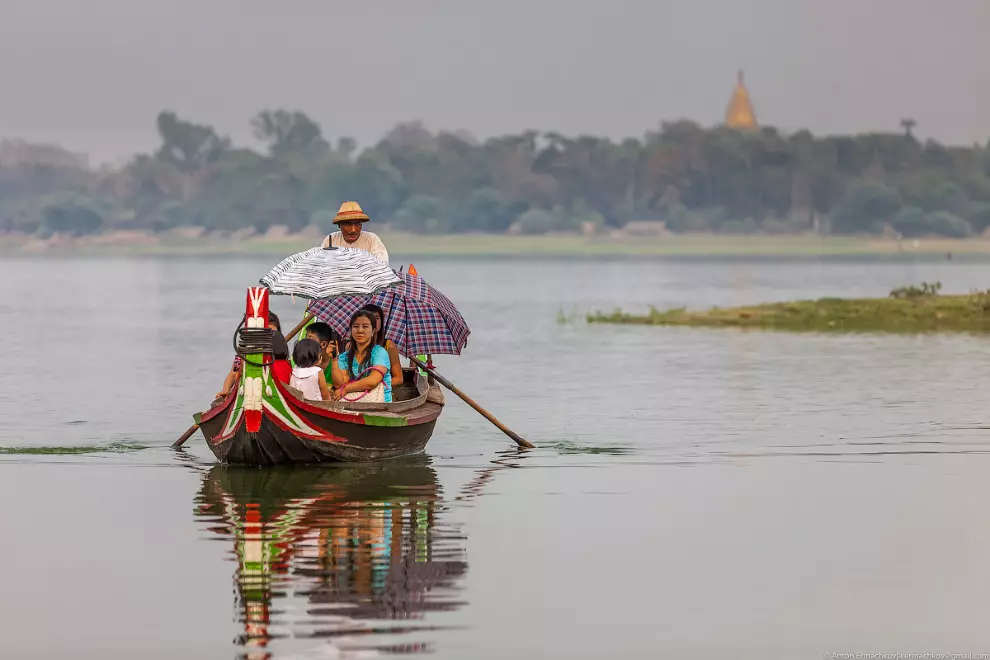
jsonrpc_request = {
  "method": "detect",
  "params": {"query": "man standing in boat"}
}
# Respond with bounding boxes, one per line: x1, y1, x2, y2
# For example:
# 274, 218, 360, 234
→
288, 200, 390, 345
321, 201, 389, 265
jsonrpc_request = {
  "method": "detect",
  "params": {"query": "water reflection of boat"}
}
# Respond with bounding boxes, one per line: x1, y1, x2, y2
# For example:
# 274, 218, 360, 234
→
194, 457, 467, 658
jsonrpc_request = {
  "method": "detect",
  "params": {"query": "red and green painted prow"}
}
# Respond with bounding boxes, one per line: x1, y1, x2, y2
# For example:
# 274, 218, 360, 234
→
241, 287, 270, 433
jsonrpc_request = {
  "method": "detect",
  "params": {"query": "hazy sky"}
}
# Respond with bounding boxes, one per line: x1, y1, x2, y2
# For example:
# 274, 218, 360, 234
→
2, 0, 987, 165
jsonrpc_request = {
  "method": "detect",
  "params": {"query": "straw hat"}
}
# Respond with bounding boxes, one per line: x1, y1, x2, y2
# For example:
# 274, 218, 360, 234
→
333, 201, 370, 224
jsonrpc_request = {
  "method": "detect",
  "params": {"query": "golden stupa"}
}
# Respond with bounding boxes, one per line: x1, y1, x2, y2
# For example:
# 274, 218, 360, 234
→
724, 70, 758, 130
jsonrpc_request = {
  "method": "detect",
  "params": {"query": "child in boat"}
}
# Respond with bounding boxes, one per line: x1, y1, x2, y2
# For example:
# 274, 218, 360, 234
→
302, 321, 338, 382
216, 312, 282, 400
271, 331, 292, 385
361, 303, 404, 389
290, 338, 331, 401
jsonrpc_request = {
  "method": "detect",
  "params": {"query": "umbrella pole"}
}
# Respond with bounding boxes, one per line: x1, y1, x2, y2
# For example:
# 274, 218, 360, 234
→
409, 356, 534, 449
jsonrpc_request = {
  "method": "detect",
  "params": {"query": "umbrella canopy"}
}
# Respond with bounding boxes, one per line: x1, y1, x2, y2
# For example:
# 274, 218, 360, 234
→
259, 246, 400, 300
307, 271, 470, 356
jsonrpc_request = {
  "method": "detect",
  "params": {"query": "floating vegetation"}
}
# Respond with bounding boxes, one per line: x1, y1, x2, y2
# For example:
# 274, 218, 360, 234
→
555, 305, 582, 325
548, 441, 634, 456
889, 281, 942, 299
588, 285, 990, 334
0, 441, 148, 455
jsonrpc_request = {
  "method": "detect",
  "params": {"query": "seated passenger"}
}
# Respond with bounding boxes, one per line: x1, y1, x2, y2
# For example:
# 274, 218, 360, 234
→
331, 309, 392, 402
362, 303, 403, 389
289, 339, 330, 401
216, 312, 281, 400
271, 331, 292, 385
301, 321, 338, 381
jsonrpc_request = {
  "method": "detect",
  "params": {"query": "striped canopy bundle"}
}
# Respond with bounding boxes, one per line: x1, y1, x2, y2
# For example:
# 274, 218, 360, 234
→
259, 246, 400, 300
308, 271, 470, 356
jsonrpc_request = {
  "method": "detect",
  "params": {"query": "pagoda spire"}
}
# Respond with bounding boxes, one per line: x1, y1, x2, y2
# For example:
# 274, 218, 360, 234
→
725, 69, 758, 130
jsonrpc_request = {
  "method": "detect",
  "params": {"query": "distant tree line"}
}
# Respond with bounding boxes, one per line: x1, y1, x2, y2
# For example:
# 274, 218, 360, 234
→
2, 110, 990, 238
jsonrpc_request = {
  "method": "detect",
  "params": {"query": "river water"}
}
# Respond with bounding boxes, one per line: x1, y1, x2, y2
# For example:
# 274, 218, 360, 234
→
3, 255, 990, 659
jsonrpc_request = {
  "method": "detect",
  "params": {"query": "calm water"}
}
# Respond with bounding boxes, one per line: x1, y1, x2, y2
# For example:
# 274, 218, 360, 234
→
3, 255, 990, 659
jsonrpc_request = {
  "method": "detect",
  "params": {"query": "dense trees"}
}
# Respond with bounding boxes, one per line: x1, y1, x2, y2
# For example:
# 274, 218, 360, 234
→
3, 111, 990, 238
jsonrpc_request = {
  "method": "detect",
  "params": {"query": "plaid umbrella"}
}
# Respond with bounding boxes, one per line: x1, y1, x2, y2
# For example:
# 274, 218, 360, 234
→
307, 271, 470, 356
260, 246, 399, 300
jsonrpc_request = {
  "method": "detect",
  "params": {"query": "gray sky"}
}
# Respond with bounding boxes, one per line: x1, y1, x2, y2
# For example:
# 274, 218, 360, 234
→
1, 0, 987, 165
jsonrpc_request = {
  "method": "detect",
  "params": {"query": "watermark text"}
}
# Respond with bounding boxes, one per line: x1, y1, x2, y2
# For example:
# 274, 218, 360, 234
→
825, 654, 988, 660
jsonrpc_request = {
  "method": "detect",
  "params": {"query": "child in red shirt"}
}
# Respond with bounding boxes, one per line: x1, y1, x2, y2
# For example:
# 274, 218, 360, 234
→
271, 331, 292, 385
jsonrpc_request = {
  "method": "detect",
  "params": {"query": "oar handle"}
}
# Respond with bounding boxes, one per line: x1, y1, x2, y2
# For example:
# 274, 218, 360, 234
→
286, 312, 314, 342
172, 400, 218, 449
409, 356, 534, 449
172, 423, 199, 448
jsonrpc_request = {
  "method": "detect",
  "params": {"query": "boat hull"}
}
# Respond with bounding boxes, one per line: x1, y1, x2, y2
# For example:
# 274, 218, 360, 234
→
199, 286, 444, 466
197, 375, 444, 466
203, 413, 439, 464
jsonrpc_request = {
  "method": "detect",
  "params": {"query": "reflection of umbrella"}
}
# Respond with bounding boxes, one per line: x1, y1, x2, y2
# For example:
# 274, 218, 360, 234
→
259, 246, 399, 300
307, 271, 470, 355
193, 458, 469, 629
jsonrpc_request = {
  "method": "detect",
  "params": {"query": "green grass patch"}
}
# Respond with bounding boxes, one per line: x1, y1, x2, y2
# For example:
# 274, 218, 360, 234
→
0, 441, 148, 455
588, 288, 990, 334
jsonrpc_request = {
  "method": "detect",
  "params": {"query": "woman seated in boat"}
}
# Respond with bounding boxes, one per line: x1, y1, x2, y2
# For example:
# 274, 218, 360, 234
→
362, 303, 403, 389
216, 312, 282, 400
330, 309, 393, 403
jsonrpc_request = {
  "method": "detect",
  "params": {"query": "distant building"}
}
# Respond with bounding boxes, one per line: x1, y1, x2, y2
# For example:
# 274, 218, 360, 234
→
724, 70, 758, 130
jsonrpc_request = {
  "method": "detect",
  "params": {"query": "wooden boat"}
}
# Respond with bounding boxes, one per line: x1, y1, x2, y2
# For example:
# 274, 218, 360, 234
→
196, 286, 445, 465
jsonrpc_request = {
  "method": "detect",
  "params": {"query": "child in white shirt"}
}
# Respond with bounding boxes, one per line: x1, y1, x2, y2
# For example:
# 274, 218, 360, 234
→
289, 339, 331, 401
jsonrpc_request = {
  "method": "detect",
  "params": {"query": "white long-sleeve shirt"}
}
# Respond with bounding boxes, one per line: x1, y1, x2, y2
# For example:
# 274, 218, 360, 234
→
321, 231, 389, 266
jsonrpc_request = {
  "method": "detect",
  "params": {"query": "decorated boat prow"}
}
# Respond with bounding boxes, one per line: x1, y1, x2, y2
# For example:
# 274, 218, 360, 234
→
196, 286, 445, 465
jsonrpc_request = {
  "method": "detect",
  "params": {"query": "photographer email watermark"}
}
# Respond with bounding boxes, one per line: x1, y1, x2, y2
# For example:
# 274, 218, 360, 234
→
824, 654, 988, 660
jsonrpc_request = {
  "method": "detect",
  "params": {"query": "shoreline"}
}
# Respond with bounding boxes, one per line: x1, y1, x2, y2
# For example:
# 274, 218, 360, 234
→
3, 231, 990, 259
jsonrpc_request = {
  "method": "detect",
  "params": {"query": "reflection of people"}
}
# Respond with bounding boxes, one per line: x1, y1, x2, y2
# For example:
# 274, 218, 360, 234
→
320, 201, 389, 265
193, 460, 467, 657
331, 309, 392, 403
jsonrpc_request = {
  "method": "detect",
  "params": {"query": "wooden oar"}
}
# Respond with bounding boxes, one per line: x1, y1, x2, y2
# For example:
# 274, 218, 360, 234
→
172, 407, 212, 449
285, 312, 314, 341
408, 355, 534, 449
172, 423, 199, 448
